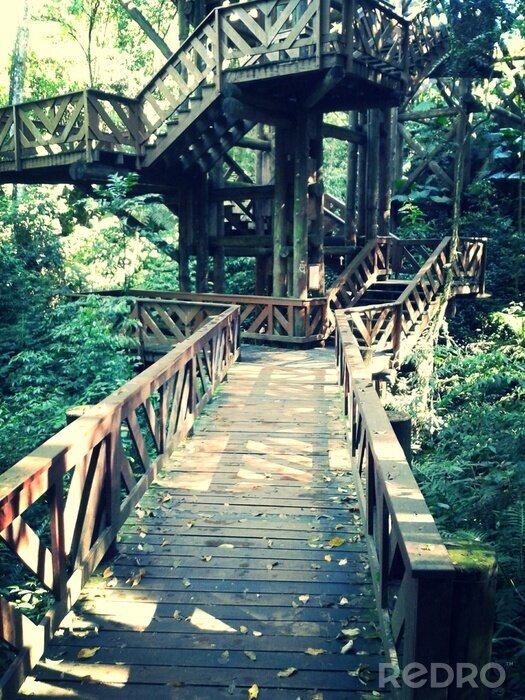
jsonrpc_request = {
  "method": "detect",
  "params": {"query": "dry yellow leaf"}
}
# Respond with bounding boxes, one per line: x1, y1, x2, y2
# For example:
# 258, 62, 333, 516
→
239, 625, 248, 634
305, 647, 327, 656
252, 630, 263, 637
182, 578, 191, 588
77, 647, 100, 659
298, 594, 310, 605
277, 667, 297, 678
328, 537, 346, 547
102, 567, 113, 579
244, 651, 257, 661
324, 554, 332, 562
201, 555, 212, 562
248, 684, 259, 699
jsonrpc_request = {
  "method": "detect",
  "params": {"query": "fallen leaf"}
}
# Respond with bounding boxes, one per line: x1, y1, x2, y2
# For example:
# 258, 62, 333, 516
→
305, 647, 327, 656
161, 539, 170, 547
338, 558, 348, 566
244, 651, 257, 661
277, 667, 297, 678
219, 543, 235, 549
173, 610, 182, 621
228, 680, 236, 695
182, 578, 191, 588
265, 539, 274, 549
298, 594, 310, 605
340, 639, 354, 654
201, 555, 212, 562
324, 554, 332, 562
328, 537, 346, 547
348, 662, 372, 684
339, 596, 349, 606
102, 567, 113, 579
106, 577, 118, 588
172, 559, 182, 568
77, 647, 100, 659
248, 684, 259, 699
292, 600, 299, 608
335, 524, 345, 531
310, 563, 321, 570
239, 625, 248, 634
138, 543, 154, 553
185, 521, 194, 529
126, 568, 145, 587
266, 561, 278, 570
160, 494, 172, 503
220, 650, 230, 663
341, 627, 361, 637
252, 630, 262, 637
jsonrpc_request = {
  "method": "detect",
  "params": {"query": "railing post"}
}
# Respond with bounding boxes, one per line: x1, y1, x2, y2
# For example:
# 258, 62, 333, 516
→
215, 9, 222, 91
402, 573, 454, 700
83, 90, 93, 163
12, 105, 21, 171
343, 0, 356, 73
392, 304, 402, 362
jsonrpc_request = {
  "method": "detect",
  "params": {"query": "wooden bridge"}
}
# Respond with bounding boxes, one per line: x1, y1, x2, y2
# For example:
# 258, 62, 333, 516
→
0, 0, 496, 696
0, 236, 490, 699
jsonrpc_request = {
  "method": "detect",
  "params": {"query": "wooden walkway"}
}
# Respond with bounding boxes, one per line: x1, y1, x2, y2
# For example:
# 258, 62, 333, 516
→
19, 347, 386, 699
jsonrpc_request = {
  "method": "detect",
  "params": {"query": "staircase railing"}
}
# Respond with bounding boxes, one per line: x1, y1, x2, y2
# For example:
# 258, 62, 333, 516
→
336, 236, 487, 364
0, 303, 240, 696
0, 0, 410, 173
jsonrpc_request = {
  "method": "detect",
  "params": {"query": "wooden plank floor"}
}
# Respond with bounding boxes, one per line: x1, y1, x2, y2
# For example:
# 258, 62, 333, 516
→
19, 346, 387, 699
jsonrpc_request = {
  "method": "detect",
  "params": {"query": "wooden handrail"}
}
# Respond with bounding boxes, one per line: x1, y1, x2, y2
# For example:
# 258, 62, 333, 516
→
0, 303, 240, 696
335, 312, 455, 697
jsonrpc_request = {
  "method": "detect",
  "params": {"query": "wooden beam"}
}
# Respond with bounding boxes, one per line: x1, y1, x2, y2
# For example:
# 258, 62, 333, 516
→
302, 66, 345, 110
211, 184, 274, 201
237, 137, 272, 151
223, 98, 292, 129
322, 122, 366, 144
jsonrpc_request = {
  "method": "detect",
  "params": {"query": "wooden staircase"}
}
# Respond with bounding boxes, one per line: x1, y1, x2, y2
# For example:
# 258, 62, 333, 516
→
328, 234, 487, 366
0, 0, 449, 187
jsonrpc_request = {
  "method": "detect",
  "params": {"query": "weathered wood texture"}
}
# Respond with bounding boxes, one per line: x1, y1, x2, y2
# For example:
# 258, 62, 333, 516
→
18, 347, 386, 699
0, 304, 240, 697
335, 320, 455, 700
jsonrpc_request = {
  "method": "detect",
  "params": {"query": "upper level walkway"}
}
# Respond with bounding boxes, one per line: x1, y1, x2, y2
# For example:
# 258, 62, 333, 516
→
18, 346, 385, 699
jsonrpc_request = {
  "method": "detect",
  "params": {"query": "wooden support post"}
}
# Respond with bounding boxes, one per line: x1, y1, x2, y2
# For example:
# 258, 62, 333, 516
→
345, 111, 358, 247
210, 165, 225, 293
366, 109, 381, 239
446, 541, 497, 700
386, 410, 412, 465
272, 126, 290, 297
357, 111, 367, 241
308, 111, 325, 294
178, 190, 191, 292
379, 108, 395, 236
293, 112, 309, 300
195, 173, 209, 293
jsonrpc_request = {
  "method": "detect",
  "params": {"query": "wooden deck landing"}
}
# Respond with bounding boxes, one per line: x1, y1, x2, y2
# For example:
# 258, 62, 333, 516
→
19, 347, 386, 699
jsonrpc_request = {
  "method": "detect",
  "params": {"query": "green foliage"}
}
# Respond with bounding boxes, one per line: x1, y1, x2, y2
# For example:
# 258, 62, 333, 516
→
0, 295, 139, 474
398, 306, 525, 689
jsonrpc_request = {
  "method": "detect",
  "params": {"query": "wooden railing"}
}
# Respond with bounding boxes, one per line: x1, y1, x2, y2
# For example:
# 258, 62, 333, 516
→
335, 315, 455, 699
0, 90, 141, 170
327, 237, 390, 309
133, 298, 233, 357
120, 291, 328, 345
335, 237, 487, 364
0, 0, 410, 174
0, 304, 239, 696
